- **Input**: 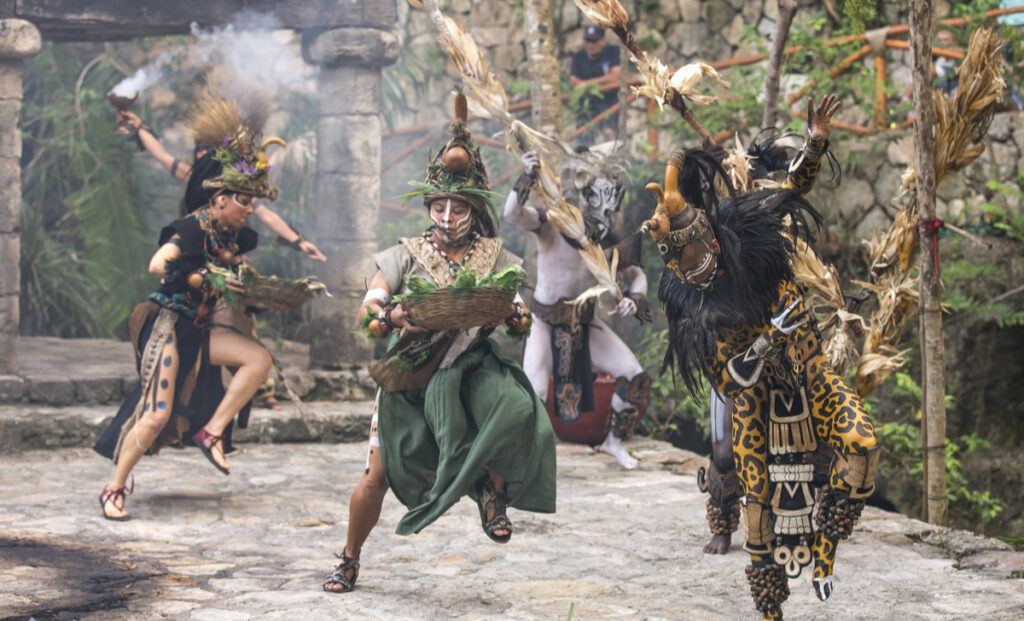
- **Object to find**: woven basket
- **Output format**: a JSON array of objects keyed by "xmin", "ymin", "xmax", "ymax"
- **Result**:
[
  {"xmin": 227, "ymin": 265, "xmax": 328, "ymax": 313},
  {"xmin": 403, "ymin": 286, "xmax": 514, "ymax": 331}
]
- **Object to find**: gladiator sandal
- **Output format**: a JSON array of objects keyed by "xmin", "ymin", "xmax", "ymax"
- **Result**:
[
  {"xmin": 98, "ymin": 476, "xmax": 134, "ymax": 521},
  {"xmin": 745, "ymin": 561, "xmax": 789, "ymax": 621},
  {"xmin": 476, "ymin": 478, "xmax": 513, "ymax": 544},
  {"xmin": 323, "ymin": 548, "xmax": 360, "ymax": 593},
  {"xmin": 697, "ymin": 460, "xmax": 742, "ymax": 537},
  {"xmin": 193, "ymin": 428, "xmax": 230, "ymax": 475}
]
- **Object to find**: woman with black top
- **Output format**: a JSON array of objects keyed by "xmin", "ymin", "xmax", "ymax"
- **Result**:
[{"xmin": 94, "ymin": 94, "xmax": 283, "ymax": 520}]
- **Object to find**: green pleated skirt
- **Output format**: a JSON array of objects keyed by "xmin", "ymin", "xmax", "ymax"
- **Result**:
[{"xmin": 377, "ymin": 338, "xmax": 557, "ymax": 535}]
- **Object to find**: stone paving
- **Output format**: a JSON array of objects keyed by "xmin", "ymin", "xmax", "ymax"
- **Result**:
[{"xmin": 2, "ymin": 439, "xmax": 1023, "ymax": 620}]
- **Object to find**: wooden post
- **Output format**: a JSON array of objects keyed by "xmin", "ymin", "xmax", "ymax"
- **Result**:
[
  {"xmin": 647, "ymin": 98, "xmax": 658, "ymax": 159},
  {"xmin": 523, "ymin": 0, "xmax": 563, "ymax": 135},
  {"xmin": 875, "ymin": 53, "xmax": 887, "ymax": 130},
  {"xmin": 908, "ymin": 0, "xmax": 946, "ymax": 525},
  {"xmin": 762, "ymin": 0, "xmax": 799, "ymax": 130}
]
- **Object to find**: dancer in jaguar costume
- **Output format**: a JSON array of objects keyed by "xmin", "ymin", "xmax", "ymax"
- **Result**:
[
  {"xmin": 645, "ymin": 102, "xmax": 878, "ymax": 620},
  {"xmin": 699, "ymin": 95, "xmax": 843, "ymax": 555}
]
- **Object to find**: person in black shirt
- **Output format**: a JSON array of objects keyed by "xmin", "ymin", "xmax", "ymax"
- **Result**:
[
  {"xmin": 570, "ymin": 25, "xmax": 621, "ymax": 142},
  {"xmin": 95, "ymin": 94, "xmax": 284, "ymax": 521}
]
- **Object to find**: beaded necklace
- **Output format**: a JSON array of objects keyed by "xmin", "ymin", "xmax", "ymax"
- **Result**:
[
  {"xmin": 423, "ymin": 230, "xmax": 478, "ymax": 276},
  {"xmin": 194, "ymin": 208, "xmax": 240, "ymax": 264}
]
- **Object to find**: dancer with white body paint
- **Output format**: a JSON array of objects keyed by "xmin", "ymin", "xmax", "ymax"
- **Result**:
[{"xmin": 504, "ymin": 145, "xmax": 653, "ymax": 469}]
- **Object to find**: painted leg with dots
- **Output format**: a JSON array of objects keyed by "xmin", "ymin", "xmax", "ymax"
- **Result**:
[{"xmin": 101, "ymin": 337, "xmax": 179, "ymax": 519}]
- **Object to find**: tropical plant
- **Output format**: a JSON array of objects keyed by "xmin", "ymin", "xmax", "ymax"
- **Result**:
[{"xmin": 21, "ymin": 43, "xmax": 151, "ymax": 336}]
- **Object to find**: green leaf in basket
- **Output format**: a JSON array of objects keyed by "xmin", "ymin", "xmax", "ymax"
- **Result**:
[
  {"xmin": 478, "ymin": 264, "xmax": 526, "ymax": 291},
  {"xmin": 206, "ymin": 269, "xmax": 227, "ymax": 293},
  {"xmin": 453, "ymin": 269, "xmax": 478, "ymax": 289},
  {"xmin": 405, "ymin": 274, "xmax": 437, "ymax": 293}
]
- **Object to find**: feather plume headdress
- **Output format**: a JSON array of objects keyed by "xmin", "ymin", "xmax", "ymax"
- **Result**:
[
  {"xmin": 410, "ymin": 0, "xmax": 623, "ymax": 302},
  {"xmin": 188, "ymin": 91, "xmax": 286, "ymax": 200}
]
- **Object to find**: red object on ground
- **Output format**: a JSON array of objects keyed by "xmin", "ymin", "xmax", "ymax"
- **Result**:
[{"xmin": 545, "ymin": 377, "xmax": 615, "ymax": 445}]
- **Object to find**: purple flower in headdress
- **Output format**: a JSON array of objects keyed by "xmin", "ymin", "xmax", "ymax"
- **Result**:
[{"xmin": 223, "ymin": 135, "xmax": 231, "ymax": 147}]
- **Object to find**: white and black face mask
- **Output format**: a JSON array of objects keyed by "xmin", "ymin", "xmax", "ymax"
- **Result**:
[{"xmin": 581, "ymin": 176, "xmax": 625, "ymax": 243}]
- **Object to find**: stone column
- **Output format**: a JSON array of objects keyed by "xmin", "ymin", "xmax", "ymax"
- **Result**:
[
  {"xmin": 0, "ymin": 20, "xmax": 41, "ymax": 376},
  {"xmin": 304, "ymin": 27, "xmax": 398, "ymax": 368}
]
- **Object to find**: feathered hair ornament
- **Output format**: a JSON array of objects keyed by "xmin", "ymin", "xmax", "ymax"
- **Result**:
[{"xmin": 187, "ymin": 91, "xmax": 286, "ymax": 200}]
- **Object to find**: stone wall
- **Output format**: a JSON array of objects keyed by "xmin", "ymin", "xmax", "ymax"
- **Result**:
[{"xmin": 382, "ymin": 1, "xmax": 1021, "ymax": 238}]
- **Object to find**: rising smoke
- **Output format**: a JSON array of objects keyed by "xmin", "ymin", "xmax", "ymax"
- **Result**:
[{"xmin": 109, "ymin": 10, "xmax": 314, "ymax": 100}]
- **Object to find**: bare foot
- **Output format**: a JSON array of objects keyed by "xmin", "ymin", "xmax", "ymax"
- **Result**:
[
  {"xmin": 600, "ymin": 432, "xmax": 638, "ymax": 470},
  {"xmin": 703, "ymin": 532, "xmax": 731, "ymax": 554}
]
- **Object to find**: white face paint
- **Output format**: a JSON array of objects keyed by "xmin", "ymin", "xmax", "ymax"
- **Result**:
[{"xmin": 430, "ymin": 198, "xmax": 474, "ymax": 243}]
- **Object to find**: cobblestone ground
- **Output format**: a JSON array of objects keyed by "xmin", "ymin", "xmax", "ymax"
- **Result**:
[{"xmin": 1, "ymin": 441, "xmax": 1023, "ymax": 620}]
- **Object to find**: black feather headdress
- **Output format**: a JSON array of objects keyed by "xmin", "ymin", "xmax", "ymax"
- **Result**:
[{"xmin": 658, "ymin": 189, "xmax": 822, "ymax": 397}]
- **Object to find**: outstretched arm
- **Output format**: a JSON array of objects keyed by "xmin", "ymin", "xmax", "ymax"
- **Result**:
[
  {"xmin": 504, "ymin": 151, "xmax": 545, "ymax": 232},
  {"xmin": 252, "ymin": 202, "xmax": 326, "ymax": 262},
  {"xmin": 783, "ymin": 94, "xmax": 840, "ymax": 196},
  {"xmin": 117, "ymin": 111, "xmax": 191, "ymax": 183}
]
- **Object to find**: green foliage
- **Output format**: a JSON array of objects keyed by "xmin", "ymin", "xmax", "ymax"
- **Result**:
[
  {"xmin": 632, "ymin": 326, "xmax": 709, "ymax": 441},
  {"xmin": 977, "ymin": 179, "xmax": 1024, "ymax": 241},
  {"xmin": 21, "ymin": 43, "xmax": 152, "ymax": 336},
  {"xmin": 943, "ymin": 179, "xmax": 1024, "ymax": 329},
  {"xmin": 995, "ymin": 535, "xmax": 1024, "ymax": 551},
  {"xmin": 19, "ymin": 203, "xmax": 102, "ymax": 337},
  {"xmin": 567, "ymin": 83, "xmax": 604, "ymax": 119},
  {"xmin": 873, "ymin": 371, "xmax": 1006, "ymax": 529},
  {"xmin": 843, "ymin": 0, "xmax": 877, "ymax": 34}
]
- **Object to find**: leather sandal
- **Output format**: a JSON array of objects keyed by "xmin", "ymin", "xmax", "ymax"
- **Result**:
[
  {"xmin": 323, "ymin": 548, "xmax": 360, "ymax": 593},
  {"xmin": 99, "ymin": 477, "xmax": 134, "ymax": 521},
  {"xmin": 476, "ymin": 478, "xmax": 513, "ymax": 544},
  {"xmin": 193, "ymin": 428, "xmax": 230, "ymax": 475}
]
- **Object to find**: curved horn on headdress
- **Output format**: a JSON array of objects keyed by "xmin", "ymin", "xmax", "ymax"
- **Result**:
[
  {"xmin": 642, "ymin": 149, "xmax": 689, "ymax": 240},
  {"xmin": 261, "ymin": 137, "xmax": 287, "ymax": 150}
]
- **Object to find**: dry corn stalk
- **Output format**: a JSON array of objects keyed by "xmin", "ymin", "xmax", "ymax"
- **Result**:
[
  {"xmin": 410, "ymin": 0, "xmax": 622, "ymax": 302},
  {"xmin": 854, "ymin": 27, "xmax": 1005, "ymax": 396},
  {"xmin": 572, "ymin": 0, "xmax": 728, "ymax": 145}
]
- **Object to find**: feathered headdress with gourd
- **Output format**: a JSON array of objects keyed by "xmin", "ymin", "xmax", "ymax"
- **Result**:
[
  {"xmin": 402, "ymin": 87, "xmax": 499, "ymax": 236},
  {"xmin": 187, "ymin": 92, "xmax": 286, "ymax": 200}
]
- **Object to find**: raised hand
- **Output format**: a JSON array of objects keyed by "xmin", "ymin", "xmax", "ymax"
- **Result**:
[
  {"xmin": 614, "ymin": 296, "xmax": 638, "ymax": 317},
  {"xmin": 807, "ymin": 94, "xmax": 841, "ymax": 142},
  {"xmin": 520, "ymin": 150, "xmax": 540, "ymax": 177}
]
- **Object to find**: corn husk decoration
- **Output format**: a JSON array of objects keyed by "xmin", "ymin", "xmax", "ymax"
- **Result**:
[
  {"xmin": 410, "ymin": 0, "xmax": 622, "ymax": 303},
  {"xmin": 572, "ymin": 0, "xmax": 728, "ymax": 145},
  {"xmin": 854, "ymin": 28, "xmax": 1005, "ymax": 396}
]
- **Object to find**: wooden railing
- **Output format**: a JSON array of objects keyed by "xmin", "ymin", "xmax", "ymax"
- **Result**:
[{"xmin": 380, "ymin": 5, "xmax": 1024, "ymax": 188}]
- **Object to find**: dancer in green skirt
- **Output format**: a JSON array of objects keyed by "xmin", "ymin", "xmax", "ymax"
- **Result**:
[{"xmin": 323, "ymin": 92, "xmax": 556, "ymax": 593}]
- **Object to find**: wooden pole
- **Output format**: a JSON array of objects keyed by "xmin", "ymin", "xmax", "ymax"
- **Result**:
[
  {"xmin": 908, "ymin": 0, "xmax": 947, "ymax": 525},
  {"xmin": 875, "ymin": 53, "xmax": 888, "ymax": 130},
  {"xmin": 762, "ymin": 0, "xmax": 800, "ymax": 129},
  {"xmin": 523, "ymin": 0, "xmax": 563, "ymax": 135}
]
